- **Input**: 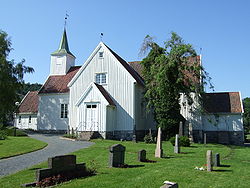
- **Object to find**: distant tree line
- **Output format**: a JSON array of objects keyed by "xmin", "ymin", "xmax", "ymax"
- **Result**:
[
  {"xmin": 18, "ymin": 82, "xmax": 42, "ymax": 99},
  {"xmin": 243, "ymin": 98, "xmax": 250, "ymax": 134}
]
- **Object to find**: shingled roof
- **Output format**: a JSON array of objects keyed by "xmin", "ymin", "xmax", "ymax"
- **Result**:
[
  {"xmin": 128, "ymin": 56, "xmax": 201, "ymax": 85},
  {"xmin": 39, "ymin": 66, "xmax": 81, "ymax": 94},
  {"xmin": 203, "ymin": 92, "xmax": 243, "ymax": 113},
  {"xmin": 18, "ymin": 91, "xmax": 39, "ymax": 114}
]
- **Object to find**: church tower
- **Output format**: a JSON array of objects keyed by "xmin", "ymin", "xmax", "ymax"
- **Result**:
[{"xmin": 50, "ymin": 29, "xmax": 75, "ymax": 75}]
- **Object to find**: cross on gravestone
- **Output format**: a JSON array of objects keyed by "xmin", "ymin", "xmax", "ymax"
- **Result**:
[
  {"xmin": 155, "ymin": 127, "xmax": 163, "ymax": 158},
  {"xmin": 109, "ymin": 144, "xmax": 126, "ymax": 167},
  {"xmin": 174, "ymin": 134, "xmax": 180, "ymax": 154},
  {"xmin": 214, "ymin": 153, "xmax": 220, "ymax": 167},
  {"xmin": 206, "ymin": 150, "xmax": 213, "ymax": 172},
  {"xmin": 36, "ymin": 155, "xmax": 86, "ymax": 182},
  {"xmin": 138, "ymin": 150, "xmax": 146, "ymax": 162}
]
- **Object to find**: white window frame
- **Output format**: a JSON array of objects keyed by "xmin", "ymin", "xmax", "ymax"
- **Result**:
[
  {"xmin": 95, "ymin": 73, "xmax": 107, "ymax": 85},
  {"xmin": 28, "ymin": 116, "xmax": 32, "ymax": 124},
  {"xmin": 61, "ymin": 104, "xmax": 68, "ymax": 118}
]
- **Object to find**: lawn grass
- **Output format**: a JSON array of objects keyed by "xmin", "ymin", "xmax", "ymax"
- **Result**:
[
  {"xmin": 0, "ymin": 136, "xmax": 47, "ymax": 159},
  {"xmin": 0, "ymin": 139, "xmax": 250, "ymax": 188}
]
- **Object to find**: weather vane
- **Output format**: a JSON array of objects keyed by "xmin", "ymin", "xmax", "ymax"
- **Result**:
[
  {"xmin": 100, "ymin": 33, "xmax": 103, "ymax": 41},
  {"xmin": 64, "ymin": 11, "xmax": 69, "ymax": 29}
]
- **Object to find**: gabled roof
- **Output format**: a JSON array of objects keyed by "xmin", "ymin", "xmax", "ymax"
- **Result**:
[
  {"xmin": 203, "ymin": 92, "xmax": 243, "ymax": 114},
  {"xmin": 18, "ymin": 91, "xmax": 39, "ymax": 114},
  {"xmin": 103, "ymin": 44, "xmax": 144, "ymax": 86},
  {"xmin": 68, "ymin": 42, "xmax": 144, "ymax": 87},
  {"xmin": 94, "ymin": 83, "xmax": 116, "ymax": 106},
  {"xmin": 39, "ymin": 66, "xmax": 81, "ymax": 94},
  {"xmin": 75, "ymin": 82, "xmax": 116, "ymax": 106},
  {"xmin": 51, "ymin": 29, "xmax": 75, "ymax": 58}
]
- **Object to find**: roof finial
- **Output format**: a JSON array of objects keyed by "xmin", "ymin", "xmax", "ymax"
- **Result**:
[
  {"xmin": 100, "ymin": 33, "xmax": 103, "ymax": 42},
  {"xmin": 64, "ymin": 11, "xmax": 69, "ymax": 29}
]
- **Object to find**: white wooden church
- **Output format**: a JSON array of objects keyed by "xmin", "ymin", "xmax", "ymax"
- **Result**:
[{"xmin": 15, "ymin": 29, "xmax": 244, "ymax": 145}]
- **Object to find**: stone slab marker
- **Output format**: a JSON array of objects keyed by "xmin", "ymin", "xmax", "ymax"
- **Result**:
[
  {"xmin": 174, "ymin": 134, "xmax": 180, "ymax": 154},
  {"xmin": 188, "ymin": 122, "xmax": 193, "ymax": 142},
  {"xmin": 206, "ymin": 150, "xmax": 213, "ymax": 172},
  {"xmin": 214, "ymin": 153, "xmax": 220, "ymax": 167},
  {"xmin": 109, "ymin": 144, "xmax": 126, "ymax": 167},
  {"xmin": 138, "ymin": 149, "xmax": 146, "ymax": 162},
  {"xmin": 36, "ymin": 155, "xmax": 86, "ymax": 182},
  {"xmin": 204, "ymin": 133, "xmax": 207, "ymax": 145},
  {"xmin": 179, "ymin": 122, "xmax": 183, "ymax": 137},
  {"xmin": 155, "ymin": 127, "xmax": 163, "ymax": 158}
]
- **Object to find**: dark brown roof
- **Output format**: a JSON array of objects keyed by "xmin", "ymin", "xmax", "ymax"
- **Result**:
[
  {"xmin": 18, "ymin": 91, "xmax": 39, "ymax": 113},
  {"xmin": 128, "ymin": 61, "xmax": 143, "ymax": 76},
  {"xmin": 104, "ymin": 44, "xmax": 144, "ymax": 86},
  {"xmin": 39, "ymin": 66, "xmax": 81, "ymax": 94},
  {"xmin": 203, "ymin": 92, "xmax": 242, "ymax": 113},
  {"xmin": 94, "ymin": 83, "xmax": 116, "ymax": 106},
  {"xmin": 128, "ymin": 56, "xmax": 201, "ymax": 86}
]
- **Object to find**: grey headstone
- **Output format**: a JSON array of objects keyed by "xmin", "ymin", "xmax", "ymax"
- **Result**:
[
  {"xmin": 188, "ymin": 122, "xmax": 193, "ymax": 142},
  {"xmin": 207, "ymin": 150, "xmax": 213, "ymax": 171},
  {"xmin": 204, "ymin": 133, "xmax": 207, "ymax": 145},
  {"xmin": 48, "ymin": 155, "xmax": 76, "ymax": 169},
  {"xmin": 138, "ymin": 150, "xmax": 146, "ymax": 162},
  {"xmin": 179, "ymin": 122, "xmax": 183, "ymax": 137},
  {"xmin": 214, "ymin": 153, "xmax": 220, "ymax": 167},
  {"xmin": 109, "ymin": 144, "xmax": 126, "ymax": 167},
  {"xmin": 174, "ymin": 134, "xmax": 180, "ymax": 154},
  {"xmin": 155, "ymin": 127, "xmax": 163, "ymax": 158},
  {"xmin": 36, "ymin": 155, "xmax": 86, "ymax": 182}
]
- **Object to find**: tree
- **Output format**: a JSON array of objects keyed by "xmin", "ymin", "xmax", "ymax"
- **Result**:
[
  {"xmin": 0, "ymin": 30, "xmax": 34, "ymax": 126},
  {"xmin": 243, "ymin": 97, "xmax": 250, "ymax": 134},
  {"xmin": 141, "ymin": 32, "xmax": 210, "ymax": 138},
  {"xmin": 19, "ymin": 82, "xmax": 42, "ymax": 99}
]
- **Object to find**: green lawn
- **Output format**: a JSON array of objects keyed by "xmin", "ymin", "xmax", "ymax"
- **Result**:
[
  {"xmin": 0, "ymin": 139, "xmax": 250, "ymax": 188},
  {"xmin": 0, "ymin": 136, "xmax": 47, "ymax": 159}
]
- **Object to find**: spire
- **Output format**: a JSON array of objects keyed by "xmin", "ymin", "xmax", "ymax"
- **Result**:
[{"xmin": 51, "ymin": 28, "xmax": 75, "ymax": 58}]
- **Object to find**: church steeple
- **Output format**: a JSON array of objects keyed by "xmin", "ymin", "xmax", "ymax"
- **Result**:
[
  {"xmin": 51, "ymin": 29, "xmax": 75, "ymax": 58},
  {"xmin": 50, "ymin": 29, "xmax": 76, "ymax": 76}
]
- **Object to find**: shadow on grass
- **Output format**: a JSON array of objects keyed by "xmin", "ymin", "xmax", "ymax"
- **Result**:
[
  {"xmin": 213, "ymin": 169, "xmax": 232, "ymax": 172},
  {"xmin": 29, "ymin": 167, "xmax": 42, "ymax": 171},
  {"xmin": 219, "ymin": 164, "xmax": 231, "ymax": 167},
  {"xmin": 189, "ymin": 146, "xmax": 198, "ymax": 148},
  {"xmin": 180, "ymin": 152, "xmax": 195, "ymax": 154},
  {"xmin": 117, "ymin": 164, "xmax": 145, "ymax": 168}
]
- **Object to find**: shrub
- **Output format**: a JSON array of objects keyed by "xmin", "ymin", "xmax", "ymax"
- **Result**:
[
  {"xmin": 0, "ymin": 130, "xmax": 7, "ymax": 140},
  {"xmin": 144, "ymin": 133, "xmax": 155, "ymax": 144},
  {"xmin": 179, "ymin": 136, "xmax": 190, "ymax": 147},
  {"xmin": 4, "ymin": 127, "xmax": 27, "ymax": 137},
  {"xmin": 169, "ymin": 136, "xmax": 190, "ymax": 147}
]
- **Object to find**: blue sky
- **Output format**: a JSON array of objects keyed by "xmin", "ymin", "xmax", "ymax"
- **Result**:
[{"xmin": 1, "ymin": 0, "xmax": 250, "ymax": 98}]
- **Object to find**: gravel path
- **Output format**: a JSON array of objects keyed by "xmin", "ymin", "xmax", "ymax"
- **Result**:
[{"xmin": 0, "ymin": 134, "xmax": 94, "ymax": 177}]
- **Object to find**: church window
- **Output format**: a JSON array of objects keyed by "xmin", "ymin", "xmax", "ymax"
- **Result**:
[
  {"xmin": 95, "ymin": 73, "xmax": 107, "ymax": 85},
  {"xmin": 61, "ymin": 104, "xmax": 68, "ymax": 118},
  {"xmin": 18, "ymin": 116, "xmax": 21, "ymax": 124},
  {"xmin": 99, "ymin": 52, "xmax": 104, "ymax": 58},
  {"xmin": 29, "ymin": 116, "xmax": 31, "ymax": 124}
]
